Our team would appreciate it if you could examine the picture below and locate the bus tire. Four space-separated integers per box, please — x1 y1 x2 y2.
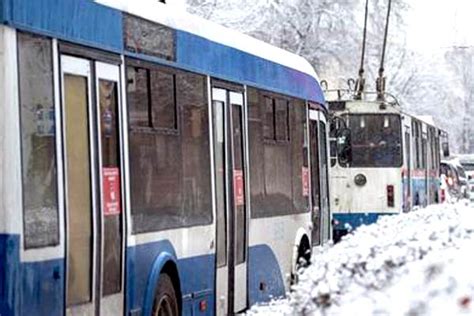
291 236 311 285
296 238 311 269
151 273 179 316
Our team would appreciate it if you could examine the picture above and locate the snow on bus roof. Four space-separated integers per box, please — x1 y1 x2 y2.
95 0 320 82
414 115 436 126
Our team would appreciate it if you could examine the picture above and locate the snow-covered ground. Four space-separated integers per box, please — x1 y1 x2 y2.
249 202 474 315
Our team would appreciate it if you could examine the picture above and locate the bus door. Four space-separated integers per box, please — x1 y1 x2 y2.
404 127 412 212
426 130 433 203
60 56 124 315
309 109 331 246
422 132 428 206
211 87 249 314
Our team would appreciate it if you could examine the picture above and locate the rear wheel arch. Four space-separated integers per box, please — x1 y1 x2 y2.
291 231 312 285
297 235 311 266
143 252 181 316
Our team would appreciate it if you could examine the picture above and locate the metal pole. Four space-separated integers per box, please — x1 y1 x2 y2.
377 0 392 101
355 0 370 100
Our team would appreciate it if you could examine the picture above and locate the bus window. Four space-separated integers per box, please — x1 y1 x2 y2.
64 72 93 306
128 66 212 233
248 88 307 218
99 79 122 296
150 69 177 130
127 66 150 128
231 103 246 264
275 99 289 142
212 100 226 268
18 32 59 249
318 121 330 239
309 120 320 245
412 121 422 169
346 114 402 168
264 96 275 141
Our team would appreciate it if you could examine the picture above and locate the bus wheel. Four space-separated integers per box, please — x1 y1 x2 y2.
291 237 311 285
152 273 179 316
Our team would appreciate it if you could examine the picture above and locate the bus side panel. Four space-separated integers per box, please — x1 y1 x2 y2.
248 244 285 306
0 234 20 316
0 0 4 23
126 239 215 316
2 0 122 52
412 173 427 206
176 30 324 104
247 214 311 306
20 259 64 316
0 25 22 316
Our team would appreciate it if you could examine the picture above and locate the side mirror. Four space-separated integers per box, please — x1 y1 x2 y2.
337 128 352 164
442 142 450 158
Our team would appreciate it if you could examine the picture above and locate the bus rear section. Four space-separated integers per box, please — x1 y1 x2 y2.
329 100 443 240
330 108 403 239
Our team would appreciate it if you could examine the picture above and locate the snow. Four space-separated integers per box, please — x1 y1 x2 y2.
249 202 474 315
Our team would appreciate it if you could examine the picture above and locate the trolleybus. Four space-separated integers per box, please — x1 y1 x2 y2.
328 92 448 240
0 0 331 315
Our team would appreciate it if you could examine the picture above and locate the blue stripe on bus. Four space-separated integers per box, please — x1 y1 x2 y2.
176 30 325 104
0 0 325 105
0 234 19 316
248 245 285 306
128 241 285 315
0 234 64 316
411 177 439 206
0 0 5 24
1 233 286 315
332 213 397 231
1 0 123 52
126 239 216 316
21 258 64 316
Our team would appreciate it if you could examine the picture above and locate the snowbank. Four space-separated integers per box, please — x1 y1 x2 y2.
249 202 474 315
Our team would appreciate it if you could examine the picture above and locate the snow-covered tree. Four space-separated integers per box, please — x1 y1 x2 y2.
185 0 467 151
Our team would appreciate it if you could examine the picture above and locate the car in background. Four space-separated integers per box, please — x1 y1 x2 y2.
440 160 465 201
450 158 469 199
457 154 474 201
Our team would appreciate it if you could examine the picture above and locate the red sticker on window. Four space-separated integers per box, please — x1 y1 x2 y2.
234 169 245 206
302 167 310 196
103 167 121 216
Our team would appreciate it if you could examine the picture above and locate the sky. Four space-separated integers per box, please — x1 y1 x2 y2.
173 0 474 51
407 0 474 51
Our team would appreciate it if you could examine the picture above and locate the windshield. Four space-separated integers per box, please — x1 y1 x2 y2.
344 114 402 168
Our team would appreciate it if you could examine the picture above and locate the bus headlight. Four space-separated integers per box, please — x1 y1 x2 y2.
354 174 367 186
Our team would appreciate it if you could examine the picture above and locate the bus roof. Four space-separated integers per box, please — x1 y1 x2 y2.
0 0 325 105
414 115 436 126
96 0 319 81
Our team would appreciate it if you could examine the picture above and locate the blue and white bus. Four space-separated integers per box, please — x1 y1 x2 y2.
0 0 331 315
328 93 447 241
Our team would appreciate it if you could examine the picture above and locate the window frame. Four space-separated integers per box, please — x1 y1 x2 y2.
126 58 179 136
127 60 213 234
17 31 60 249
248 86 308 219
262 92 291 145
342 113 403 168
